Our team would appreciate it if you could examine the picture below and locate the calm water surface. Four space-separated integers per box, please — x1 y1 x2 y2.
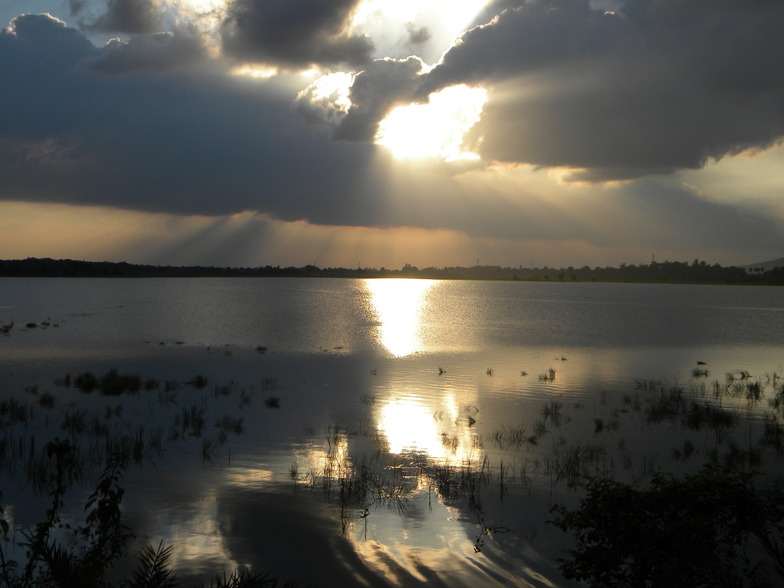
1 278 784 586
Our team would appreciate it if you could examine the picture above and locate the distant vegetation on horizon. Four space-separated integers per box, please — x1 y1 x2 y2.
3 257 784 285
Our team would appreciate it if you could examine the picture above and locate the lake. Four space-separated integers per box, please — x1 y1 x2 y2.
1 277 784 586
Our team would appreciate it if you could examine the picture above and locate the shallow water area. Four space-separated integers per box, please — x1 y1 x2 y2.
1 277 784 586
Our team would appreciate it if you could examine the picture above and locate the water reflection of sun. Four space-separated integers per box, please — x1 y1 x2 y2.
378 394 480 463
364 278 436 357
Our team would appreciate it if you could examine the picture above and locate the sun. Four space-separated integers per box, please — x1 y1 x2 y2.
375 84 487 161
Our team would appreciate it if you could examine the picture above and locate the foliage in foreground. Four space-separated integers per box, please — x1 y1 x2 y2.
0 439 296 588
551 465 784 587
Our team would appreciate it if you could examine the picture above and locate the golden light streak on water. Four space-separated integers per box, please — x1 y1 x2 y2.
364 278 436 357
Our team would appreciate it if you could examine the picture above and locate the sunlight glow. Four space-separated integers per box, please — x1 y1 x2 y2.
375 85 487 161
379 398 446 458
230 64 279 79
377 393 482 462
166 488 240 574
354 0 487 26
296 72 355 116
365 279 435 357
176 0 223 12
291 429 352 483
159 0 226 50
352 0 490 61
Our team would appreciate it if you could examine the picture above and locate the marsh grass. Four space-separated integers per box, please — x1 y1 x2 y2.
490 423 536 449
177 403 207 437
645 386 685 423
542 400 564 426
3 361 784 585
0 398 31 427
545 443 608 487
684 401 738 430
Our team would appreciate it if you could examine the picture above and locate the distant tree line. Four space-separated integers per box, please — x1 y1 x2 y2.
2 257 784 284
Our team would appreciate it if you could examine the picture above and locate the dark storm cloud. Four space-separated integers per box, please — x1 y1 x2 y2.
220 0 373 68
0 14 383 225
333 56 424 141
84 30 205 73
291 56 425 142
3 10 784 261
70 0 161 34
418 0 784 181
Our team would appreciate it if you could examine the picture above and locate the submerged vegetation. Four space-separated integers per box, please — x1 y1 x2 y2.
2 360 784 585
0 367 299 587
288 366 784 585
551 465 784 587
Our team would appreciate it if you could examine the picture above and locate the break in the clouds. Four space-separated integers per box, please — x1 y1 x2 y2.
220 0 373 68
333 56 425 141
416 0 784 180
1 0 784 268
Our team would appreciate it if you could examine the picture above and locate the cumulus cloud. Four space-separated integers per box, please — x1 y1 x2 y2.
292 56 426 142
418 0 784 181
0 14 383 225
333 56 425 141
220 0 373 68
85 30 205 73
2 6 784 266
70 0 162 34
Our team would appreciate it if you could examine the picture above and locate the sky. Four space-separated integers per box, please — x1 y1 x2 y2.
1 0 783 269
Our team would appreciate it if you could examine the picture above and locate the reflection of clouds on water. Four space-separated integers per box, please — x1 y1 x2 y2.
289 426 353 483
223 466 274 488
214 488 384 587
156 488 240 578
364 278 436 357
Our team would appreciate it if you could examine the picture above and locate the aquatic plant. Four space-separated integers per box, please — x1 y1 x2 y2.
0 398 31 427
0 441 131 587
208 568 296 587
490 423 536 450
188 375 209 389
144 378 160 391
213 381 237 397
545 443 608 487
129 540 178 588
542 400 564 426
684 401 738 430
74 372 99 393
259 378 278 393
215 415 245 437
36 393 55 409
0 446 290 588
645 386 685 423
101 369 142 396
177 403 207 437
551 465 784 587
